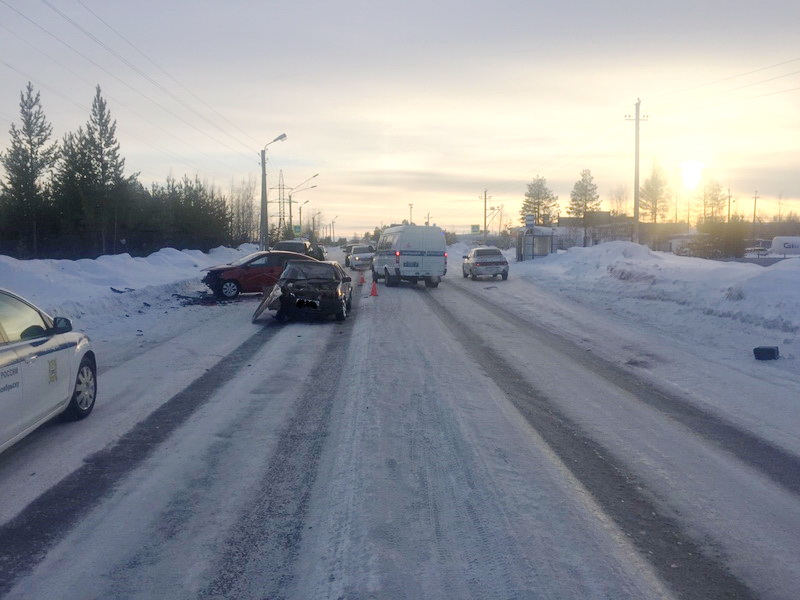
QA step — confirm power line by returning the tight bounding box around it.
[0,58,234,180]
[72,0,263,149]
[41,0,256,158]
[645,56,800,101]
[1,0,254,167]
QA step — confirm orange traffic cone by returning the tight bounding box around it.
[358,272,366,286]
[370,280,379,296]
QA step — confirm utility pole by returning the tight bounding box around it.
[752,191,759,242]
[625,99,647,243]
[277,170,286,233]
[260,150,268,249]
[482,189,491,244]
[727,188,732,223]
[409,203,413,224]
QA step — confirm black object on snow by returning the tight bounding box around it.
[753,346,780,360]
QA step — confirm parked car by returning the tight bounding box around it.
[272,239,312,254]
[0,288,97,455]
[311,245,328,261]
[462,247,509,280]
[254,260,353,322]
[201,250,318,299]
[349,244,375,270]
[343,244,357,267]
[372,224,447,287]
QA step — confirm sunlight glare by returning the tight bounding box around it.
[680,161,704,189]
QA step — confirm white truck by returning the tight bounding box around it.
[372,225,447,288]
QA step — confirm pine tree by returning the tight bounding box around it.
[639,163,670,223]
[86,85,125,253]
[0,82,57,257]
[52,127,94,238]
[520,176,559,225]
[567,169,600,218]
[567,169,600,246]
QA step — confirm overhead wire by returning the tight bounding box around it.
[488,57,798,204]
[0,23,249,178]
[0,0,255,172]
[0,58,226,180]
[40,0,257,159]
[72,0,264,150]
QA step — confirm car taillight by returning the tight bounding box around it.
[395,251,400,265]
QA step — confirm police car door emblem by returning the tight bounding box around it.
[48,359,58,383]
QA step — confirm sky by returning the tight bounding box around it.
[1,0,798,237]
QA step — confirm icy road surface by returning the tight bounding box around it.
[1,255,799,599]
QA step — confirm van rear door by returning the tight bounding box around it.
[419,228,446,276]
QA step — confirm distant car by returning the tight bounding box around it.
[254,260,353,322]
[311,245,328,261]
[462,247,509,280]
[201,250,318,299]
[343,244,357,267]
[272,239,314,256]
[0,288,97,455]
[349,244,375,270]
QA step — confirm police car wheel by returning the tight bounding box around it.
[61,358,97,421]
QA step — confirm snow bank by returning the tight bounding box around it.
[0,244,259,325]
[513,241,800,333]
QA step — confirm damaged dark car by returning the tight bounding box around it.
[252,260,353,323]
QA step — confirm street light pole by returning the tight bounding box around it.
[409,203,413,224]
[260,133,287,250]
[298,200,309,234]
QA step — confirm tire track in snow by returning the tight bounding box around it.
[450,281,800,498]
[421,288,757,600]
[0,322,286,597]
[198,316,355,599]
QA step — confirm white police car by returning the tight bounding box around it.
[0,288,97,455]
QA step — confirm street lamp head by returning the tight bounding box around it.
[272,133,287,143]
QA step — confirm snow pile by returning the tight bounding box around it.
[0,244,259,327]
[513,241,800,334]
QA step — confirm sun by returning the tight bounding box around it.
[680,161,704,189]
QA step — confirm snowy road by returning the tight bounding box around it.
[1,262,799,599]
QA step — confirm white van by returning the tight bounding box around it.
[372,225,447,288]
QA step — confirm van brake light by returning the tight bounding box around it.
[395,250,400,265]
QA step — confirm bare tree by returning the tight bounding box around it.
[228,176,257,245]
[608,184,629,216]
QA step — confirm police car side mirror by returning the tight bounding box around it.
[52,316,73,334]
